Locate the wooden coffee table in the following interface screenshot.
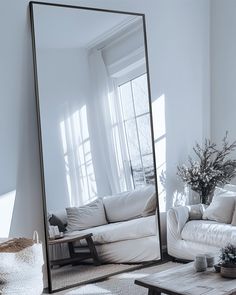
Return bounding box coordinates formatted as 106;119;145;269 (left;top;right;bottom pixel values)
48;233;100;267
135;263;236;295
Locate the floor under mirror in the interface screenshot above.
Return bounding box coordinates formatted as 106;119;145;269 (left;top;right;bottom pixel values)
50;262;154;291
43;254;172;294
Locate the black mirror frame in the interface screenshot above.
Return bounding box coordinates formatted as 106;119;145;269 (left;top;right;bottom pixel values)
29;1;163;293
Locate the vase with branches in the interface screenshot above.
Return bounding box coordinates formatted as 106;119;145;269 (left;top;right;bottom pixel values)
177;133;236;204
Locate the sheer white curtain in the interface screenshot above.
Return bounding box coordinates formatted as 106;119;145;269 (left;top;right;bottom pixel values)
89;50;128;194
60;104;97;207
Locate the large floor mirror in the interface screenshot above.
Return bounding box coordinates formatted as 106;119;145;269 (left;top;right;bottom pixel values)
30;2;162;292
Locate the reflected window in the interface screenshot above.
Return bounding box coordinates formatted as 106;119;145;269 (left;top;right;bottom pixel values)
118;73;154;188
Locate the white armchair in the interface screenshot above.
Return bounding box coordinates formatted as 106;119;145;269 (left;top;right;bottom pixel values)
167;205;221;260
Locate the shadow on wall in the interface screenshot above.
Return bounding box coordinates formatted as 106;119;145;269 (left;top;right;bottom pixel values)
152;94;196;212
152;93;199;211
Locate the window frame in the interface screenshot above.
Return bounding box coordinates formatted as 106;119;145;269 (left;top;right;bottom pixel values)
112;68;154;189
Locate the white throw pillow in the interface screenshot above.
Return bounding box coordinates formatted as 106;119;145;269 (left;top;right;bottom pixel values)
49;209;67;225
188;204;206;220
212;187;236;200
103;185;156;222
142;192;157;216
66;198;107;231
231;206;236;226
224;184;236;192
203;196;235;224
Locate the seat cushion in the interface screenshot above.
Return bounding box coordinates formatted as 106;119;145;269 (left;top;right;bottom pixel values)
181;220;236;248
65;215;156;245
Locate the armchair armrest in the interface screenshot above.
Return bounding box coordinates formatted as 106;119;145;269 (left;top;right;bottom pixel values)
167;204;206;258
167;206;189;240
167;204;205;241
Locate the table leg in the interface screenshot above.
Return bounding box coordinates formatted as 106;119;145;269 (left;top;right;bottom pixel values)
68;241;76;257
86;236;101;266
68;241;79;266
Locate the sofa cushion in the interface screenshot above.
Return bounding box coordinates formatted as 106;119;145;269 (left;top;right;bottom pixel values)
188;204;206;220
203;188;236;223
49;210;67;226
213;187;236;199
142;191;157;217
231;203;236;225
225;185;236;226
65;215;156;245
103;185;156;222
49;214;67;232
224;184;236;192
66;198;107;231
181;220;236;248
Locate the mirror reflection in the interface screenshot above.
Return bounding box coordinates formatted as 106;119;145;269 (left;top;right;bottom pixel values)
31;3;161;292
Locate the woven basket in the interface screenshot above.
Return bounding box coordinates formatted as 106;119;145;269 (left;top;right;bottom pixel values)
0;231;44;294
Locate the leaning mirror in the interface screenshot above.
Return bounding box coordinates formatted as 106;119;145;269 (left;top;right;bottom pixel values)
30;2;162;292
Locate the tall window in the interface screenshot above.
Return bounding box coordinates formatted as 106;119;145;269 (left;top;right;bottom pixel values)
118;73;154;188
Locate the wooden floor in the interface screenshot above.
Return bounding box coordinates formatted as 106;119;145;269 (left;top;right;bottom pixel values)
43;253;172;294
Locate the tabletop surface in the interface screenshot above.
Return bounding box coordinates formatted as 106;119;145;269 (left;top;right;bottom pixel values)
135;262;236;295
48;232;93;245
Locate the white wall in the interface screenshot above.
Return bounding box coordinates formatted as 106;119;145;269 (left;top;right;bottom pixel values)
0;0;44;239
211;0;236;162
0;0;210;281
37;48;92;211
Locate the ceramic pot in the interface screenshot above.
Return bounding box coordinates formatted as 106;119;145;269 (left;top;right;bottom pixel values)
205;253;215;267
221;265;236;278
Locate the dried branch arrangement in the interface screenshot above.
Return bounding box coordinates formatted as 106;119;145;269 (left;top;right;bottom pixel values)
177;132;236;204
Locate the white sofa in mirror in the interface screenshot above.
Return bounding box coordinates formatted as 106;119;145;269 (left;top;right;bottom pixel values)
49;185;159;263
167;184;236;260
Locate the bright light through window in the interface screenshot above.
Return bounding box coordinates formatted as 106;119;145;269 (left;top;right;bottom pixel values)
118;73;154;189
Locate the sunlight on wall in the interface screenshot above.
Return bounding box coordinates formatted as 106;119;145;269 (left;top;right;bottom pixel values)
172;189;188;207
152;94;166;212
0;190;16;237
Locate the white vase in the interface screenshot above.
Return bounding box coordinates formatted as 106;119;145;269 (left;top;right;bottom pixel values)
185;185;200;205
